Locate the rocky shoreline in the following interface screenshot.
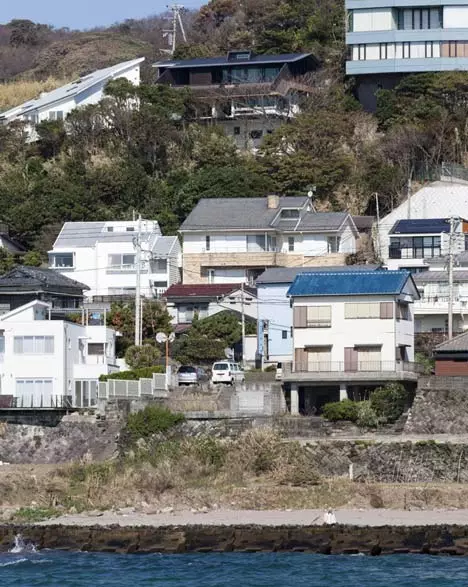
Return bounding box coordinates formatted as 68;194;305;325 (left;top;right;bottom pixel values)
2;522;468;555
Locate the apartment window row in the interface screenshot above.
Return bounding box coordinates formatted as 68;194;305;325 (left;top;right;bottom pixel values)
14;336;54;354
352;41;440;61
348;7;442;32
397;8;442;31
389;236;441;259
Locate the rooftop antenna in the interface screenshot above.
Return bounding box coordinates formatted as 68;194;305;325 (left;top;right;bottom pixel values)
162;4;187;55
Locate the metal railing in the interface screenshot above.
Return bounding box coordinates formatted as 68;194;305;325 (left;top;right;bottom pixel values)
2;395;74;409
292;361;425;374
98;373;167;401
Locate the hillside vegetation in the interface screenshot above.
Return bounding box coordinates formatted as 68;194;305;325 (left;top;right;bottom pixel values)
0;0;467;258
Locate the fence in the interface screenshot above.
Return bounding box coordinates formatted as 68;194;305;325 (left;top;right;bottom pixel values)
98;373;168;401
0;394;73;409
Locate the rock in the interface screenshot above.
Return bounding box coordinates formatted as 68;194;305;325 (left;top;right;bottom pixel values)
69;506;77;514
161;507;174;514
118;507;135;516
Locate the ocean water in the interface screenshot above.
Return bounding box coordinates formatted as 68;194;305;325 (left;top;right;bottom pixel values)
1;551;468;586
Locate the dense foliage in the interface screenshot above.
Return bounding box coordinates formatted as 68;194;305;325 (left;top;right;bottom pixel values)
124;405;185;441
370;383;409;424
322;399;359;423
99;366;165;381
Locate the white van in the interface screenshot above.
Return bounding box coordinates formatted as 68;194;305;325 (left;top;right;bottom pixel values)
211;361;245;385
275;362;283;381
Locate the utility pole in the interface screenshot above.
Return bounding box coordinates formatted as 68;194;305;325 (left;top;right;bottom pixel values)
374;192;381;260
407;175;412;219
134;215;142;346
241;282;246;366
163;4;187;55
448;216;460;340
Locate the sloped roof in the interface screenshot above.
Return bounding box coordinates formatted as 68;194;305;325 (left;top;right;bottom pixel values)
53;220;161;248
0;266;89;293
287;270;415;297
256;265;382;284
413;271;468;284
180;197;352;233
435;330;468;352
390;218;454;235
165;283;256;300
0;58;145;119
353;216;374;231
150;236;179;257
154;52;313;70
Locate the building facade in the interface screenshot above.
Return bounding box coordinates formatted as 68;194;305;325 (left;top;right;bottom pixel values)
49;220;181;303
284;270;420;415
154;51;318;151
346;1;468;110
180;195;360;284
0;58;145;139
0;300;118;408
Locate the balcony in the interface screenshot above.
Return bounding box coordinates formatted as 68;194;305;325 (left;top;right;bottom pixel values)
415;296;468;315
283;361;423;383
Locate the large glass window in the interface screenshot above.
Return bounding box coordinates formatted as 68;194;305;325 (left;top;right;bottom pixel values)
389;236;441;259
16;379;53;407
49;252;74;268
397;7;442;30
74;380;98;408
14;336;54;354
108;253;136;270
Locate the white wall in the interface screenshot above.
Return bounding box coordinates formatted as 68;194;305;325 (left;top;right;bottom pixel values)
293;294;415;365
444;6;468;28
353;8;395;31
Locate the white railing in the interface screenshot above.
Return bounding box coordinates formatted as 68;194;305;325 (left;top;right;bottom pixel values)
98;373;168;401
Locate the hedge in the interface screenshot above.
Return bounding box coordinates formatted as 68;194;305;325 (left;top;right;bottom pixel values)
99;366;165;381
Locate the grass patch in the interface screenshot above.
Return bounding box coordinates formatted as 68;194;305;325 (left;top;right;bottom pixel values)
124;406;185;442
14;507;60;523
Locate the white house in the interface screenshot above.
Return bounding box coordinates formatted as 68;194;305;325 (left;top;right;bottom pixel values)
49;220;181;302
164;283;258;331
377;179;468;270
180;194;361;284
284;270;420;415
0;58;145;139
0;300;118;408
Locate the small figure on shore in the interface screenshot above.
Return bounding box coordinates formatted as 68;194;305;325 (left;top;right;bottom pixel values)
323;508;336;525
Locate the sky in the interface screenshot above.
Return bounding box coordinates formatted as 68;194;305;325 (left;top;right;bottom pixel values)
1;0;204;30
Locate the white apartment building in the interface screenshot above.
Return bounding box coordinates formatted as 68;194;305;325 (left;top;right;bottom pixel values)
0;58;145;139
180;195;360;284
284;270;420;415
0;300;118;408
345;0;468;110
49;220;181;302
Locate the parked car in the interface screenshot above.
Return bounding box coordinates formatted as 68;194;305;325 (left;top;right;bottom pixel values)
275;362;283;381
177;365;208;386
211;361;245;385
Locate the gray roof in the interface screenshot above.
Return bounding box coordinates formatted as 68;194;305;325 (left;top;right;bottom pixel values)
53;221;161;248
0;58;145;119
256;264;382;284
353;216;374;231
180;197;352;232
0;266;89;293
150;236;179;257
154;52;312;70
414;271;468;284
435;330;468;352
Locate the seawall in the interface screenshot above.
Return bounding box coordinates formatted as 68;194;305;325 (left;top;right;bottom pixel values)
2;523;468;555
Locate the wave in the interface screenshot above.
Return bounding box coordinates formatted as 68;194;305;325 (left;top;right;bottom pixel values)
0;558;28;567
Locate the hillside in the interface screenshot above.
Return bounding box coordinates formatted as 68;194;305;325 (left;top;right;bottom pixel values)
0;0;466;259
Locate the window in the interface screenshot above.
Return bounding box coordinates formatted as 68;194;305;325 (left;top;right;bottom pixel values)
87;343;105;356
327;236;341;254
247;234;266;252
288;237;295;252
403;42;410;59
347;10;354;32
16;379;53;406
358;44;366;60
306;305;332;328
282;330;288;340
233;127;241;135
397;7;442;30
380;302;394;319
280;209;300;219
379;43;387;60
250;130;263;140
397;303;410;321
345;303;380;319
126;227;135;232
389;236;441;259
49;252;74;268
107;226;114;232
14;336;54;354
74;380;98;408
267;235;277;251
205;235;211;251
155;259;167;271
0;335;4;354
48;111;63;121
108;253;136;270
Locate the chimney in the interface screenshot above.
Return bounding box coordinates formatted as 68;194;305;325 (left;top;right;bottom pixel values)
267;194;280;210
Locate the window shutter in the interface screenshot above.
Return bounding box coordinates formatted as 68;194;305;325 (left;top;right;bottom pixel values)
295;348;307;370
380;302;393;319
293;306;307;328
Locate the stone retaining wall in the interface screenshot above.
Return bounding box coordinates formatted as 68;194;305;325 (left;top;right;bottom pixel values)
2;523;468;555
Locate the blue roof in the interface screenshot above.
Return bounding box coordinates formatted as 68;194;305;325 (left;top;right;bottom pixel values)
287;271;414;297
390;218;451;235
154;52;313;70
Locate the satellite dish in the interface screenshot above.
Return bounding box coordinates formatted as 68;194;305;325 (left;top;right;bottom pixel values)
169;332;176;343
224;347;234;359
156;332;168;344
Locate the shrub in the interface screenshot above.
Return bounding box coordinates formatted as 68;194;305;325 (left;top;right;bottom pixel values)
370;383;408;423
124;406;185;441
125;344;161;369
356;401;379;428
14;507;60;522
322;399;359;422
100;366;164;381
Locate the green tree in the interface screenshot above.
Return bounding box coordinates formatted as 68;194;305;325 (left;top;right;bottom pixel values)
125;344;161;369
22;250;43;267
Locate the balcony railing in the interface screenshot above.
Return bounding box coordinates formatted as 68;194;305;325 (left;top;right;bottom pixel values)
292;361;424;374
